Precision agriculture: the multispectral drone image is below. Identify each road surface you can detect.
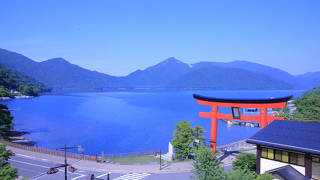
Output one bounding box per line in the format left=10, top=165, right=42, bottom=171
left=10, top=154, right=193, bottom=180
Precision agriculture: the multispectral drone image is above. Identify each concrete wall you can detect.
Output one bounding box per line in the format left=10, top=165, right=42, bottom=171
left=260, top=158, right=305, bottom=175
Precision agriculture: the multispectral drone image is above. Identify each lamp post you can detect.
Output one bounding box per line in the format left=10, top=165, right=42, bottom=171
left=159, top=149, right=162, bottom=170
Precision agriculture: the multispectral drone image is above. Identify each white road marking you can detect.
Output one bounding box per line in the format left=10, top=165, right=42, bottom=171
left=57, top=168, right=84, bottom=176
left=16, top=154, right=35, bottom=159
left=114, top=173, right=151, bottom=180
left=71, top=174, right=86, bottom=180
left=16, top=154, right=48, bottom=162
left=96, top=172, right=111, bottom=178
left=9, top=159, right=50, bottom=169
left=10, top=159, right=85, bottom=179
left=31, top=172, right=50, bottom=180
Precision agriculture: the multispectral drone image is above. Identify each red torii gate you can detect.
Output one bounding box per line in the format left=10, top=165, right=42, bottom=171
left=193, top=94, right=292, bottom=153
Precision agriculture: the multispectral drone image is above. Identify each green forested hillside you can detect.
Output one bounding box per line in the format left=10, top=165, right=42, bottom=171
left=0, top=64, right=51, bottom=97
left=168, top=66, right=293, bottom=90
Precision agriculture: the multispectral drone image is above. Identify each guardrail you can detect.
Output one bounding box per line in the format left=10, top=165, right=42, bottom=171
left=103, top=150, right=158, bottom=159
left=0, top=139, right=158, bottom=162
left=0, top=139, right=97, bottom=161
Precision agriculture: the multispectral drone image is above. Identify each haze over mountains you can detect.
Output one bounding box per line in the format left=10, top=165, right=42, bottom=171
left=0, top=48, right=318, bottom=92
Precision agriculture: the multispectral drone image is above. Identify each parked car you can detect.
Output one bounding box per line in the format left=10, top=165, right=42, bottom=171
left=47, top=168, right=59, bottom=174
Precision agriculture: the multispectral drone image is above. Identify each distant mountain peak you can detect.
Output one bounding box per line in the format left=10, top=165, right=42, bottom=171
left=42, top=57, right=70, bottom=64
left=161, top=57, right=184, bottom=64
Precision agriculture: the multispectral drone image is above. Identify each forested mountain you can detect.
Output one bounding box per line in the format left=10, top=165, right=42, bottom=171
left=296, top=71, right=320, bottom=89
left=0, top=64, right=51, bottom=96
left=168, top=65, right=293, bottom=90
left=0, top=48, right=318, bottom=92
left=123, top=57, right=292, bottom=89
left=36, top=58, right=124, bottom=91
left=0, top=48, right=123, bottom=92
left=124, top=57, right=191, bottom=88
left=191, top=60, right=298, bottom=86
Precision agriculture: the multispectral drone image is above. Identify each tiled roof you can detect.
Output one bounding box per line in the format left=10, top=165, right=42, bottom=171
left=247, top=120, right=320, bottom=155
left=268, top=165, right=308, bottom=180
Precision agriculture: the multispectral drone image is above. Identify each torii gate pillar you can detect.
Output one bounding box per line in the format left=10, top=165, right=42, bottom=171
left=210, top=105, right=218, bottom=152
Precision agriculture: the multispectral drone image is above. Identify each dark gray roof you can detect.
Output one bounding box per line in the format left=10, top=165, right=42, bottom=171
left=247, top=120, right=320, bottom=155
left=268, top=165, right=308, bottom=180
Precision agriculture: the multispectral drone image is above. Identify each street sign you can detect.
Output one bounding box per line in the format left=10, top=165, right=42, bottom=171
left=68, top=166, right=77, bottom=173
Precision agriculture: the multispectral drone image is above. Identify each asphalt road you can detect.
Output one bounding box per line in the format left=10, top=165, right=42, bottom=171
left=10, top=154, right=193, bottom=180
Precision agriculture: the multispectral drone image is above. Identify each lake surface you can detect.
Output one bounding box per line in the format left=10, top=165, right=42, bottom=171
left=2, top=90, right=303, bottom=155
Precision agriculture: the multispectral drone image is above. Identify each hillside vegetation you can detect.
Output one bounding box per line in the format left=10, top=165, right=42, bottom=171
left=0, top=64, right=51, bottom=97
left=292, top=87, right=320, bottom=123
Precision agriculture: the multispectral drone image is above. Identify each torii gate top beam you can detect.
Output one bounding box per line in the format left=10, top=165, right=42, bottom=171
left=193, top=94, right=292, bottom=108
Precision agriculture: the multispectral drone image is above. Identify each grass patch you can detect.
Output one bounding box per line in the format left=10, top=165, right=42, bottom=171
left=168, top=158, right=193, bottom=163
left=106, top=155, right=159, bottom=165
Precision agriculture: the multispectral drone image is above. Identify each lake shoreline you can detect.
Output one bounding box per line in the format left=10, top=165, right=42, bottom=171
left=6, top=130, right=36, bottom=146
left=0, top=95, right=34, bottom=101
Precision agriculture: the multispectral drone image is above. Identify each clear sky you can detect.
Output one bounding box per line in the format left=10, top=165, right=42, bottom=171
left=0, top=0, right=319, bottom=76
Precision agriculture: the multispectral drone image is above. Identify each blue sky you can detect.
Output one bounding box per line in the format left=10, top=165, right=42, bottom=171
left=0, top=0, right=319, bottom=76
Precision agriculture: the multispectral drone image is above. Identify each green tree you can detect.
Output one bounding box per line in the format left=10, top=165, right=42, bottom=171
left=193, top=125, right=205, bottom=139
left=172, top=121, right=205, bottom=159
left=192, top=145, right=224, bottom=180
left=232, top=153, right=256, bottom=172
left=226, top=169, right=273, bottom=180
left=0, top=87, right=10, bottom=97
left=193, top=125, right=205, bottom=150
left=292, top=88, right=320, bottom=122
left=172, top=121, right=195, bottom=159
left=19, top=85, right=39, bottom=97
left=0, top=144, right=18, bottom=180
left=277, top=111, right=292, bottom=120
left=0, top=104, right=14, bottom=138
left=226, top=169, right=255, bottom=180
left=255, top=173, right=273, bottom=180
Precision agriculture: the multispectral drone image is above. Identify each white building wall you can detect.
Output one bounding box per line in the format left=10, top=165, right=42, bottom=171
left=260, top=158, right=305, bottom=175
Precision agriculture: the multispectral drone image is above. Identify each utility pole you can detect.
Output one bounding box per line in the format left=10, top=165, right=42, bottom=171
left=64, top=144, right=67, bottom=180
left=56, top=144, right=82, bottom=180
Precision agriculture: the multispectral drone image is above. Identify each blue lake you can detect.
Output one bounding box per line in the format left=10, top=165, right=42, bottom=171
left=2, top=90, right=303, bottom=155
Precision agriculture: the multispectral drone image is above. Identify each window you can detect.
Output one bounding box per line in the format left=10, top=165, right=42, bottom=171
left=312, top=162, right=320, bottom=180
left=282, top=151, right=289, bottom=162
left=275, top=150, right=282, bottom=161
left=289, top=152, right=304, bottom=166
left=313, top=156, right=320, bottom=163
left=261, top=147, right=267, bottom=158
left=297, top=154, right=304, bottom=166
left=313, top=156, right=320, bottom=180
left=232, top=107, right=241, bottom=119
left=260, top=147, right=304, bottom=166
left=267, top=148, right=274, bottom=159
left=290, top=153, right=298, bottom=164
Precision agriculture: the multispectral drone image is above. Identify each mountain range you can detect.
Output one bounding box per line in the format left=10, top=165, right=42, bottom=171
left=0, top=48, right=318, bottom=92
